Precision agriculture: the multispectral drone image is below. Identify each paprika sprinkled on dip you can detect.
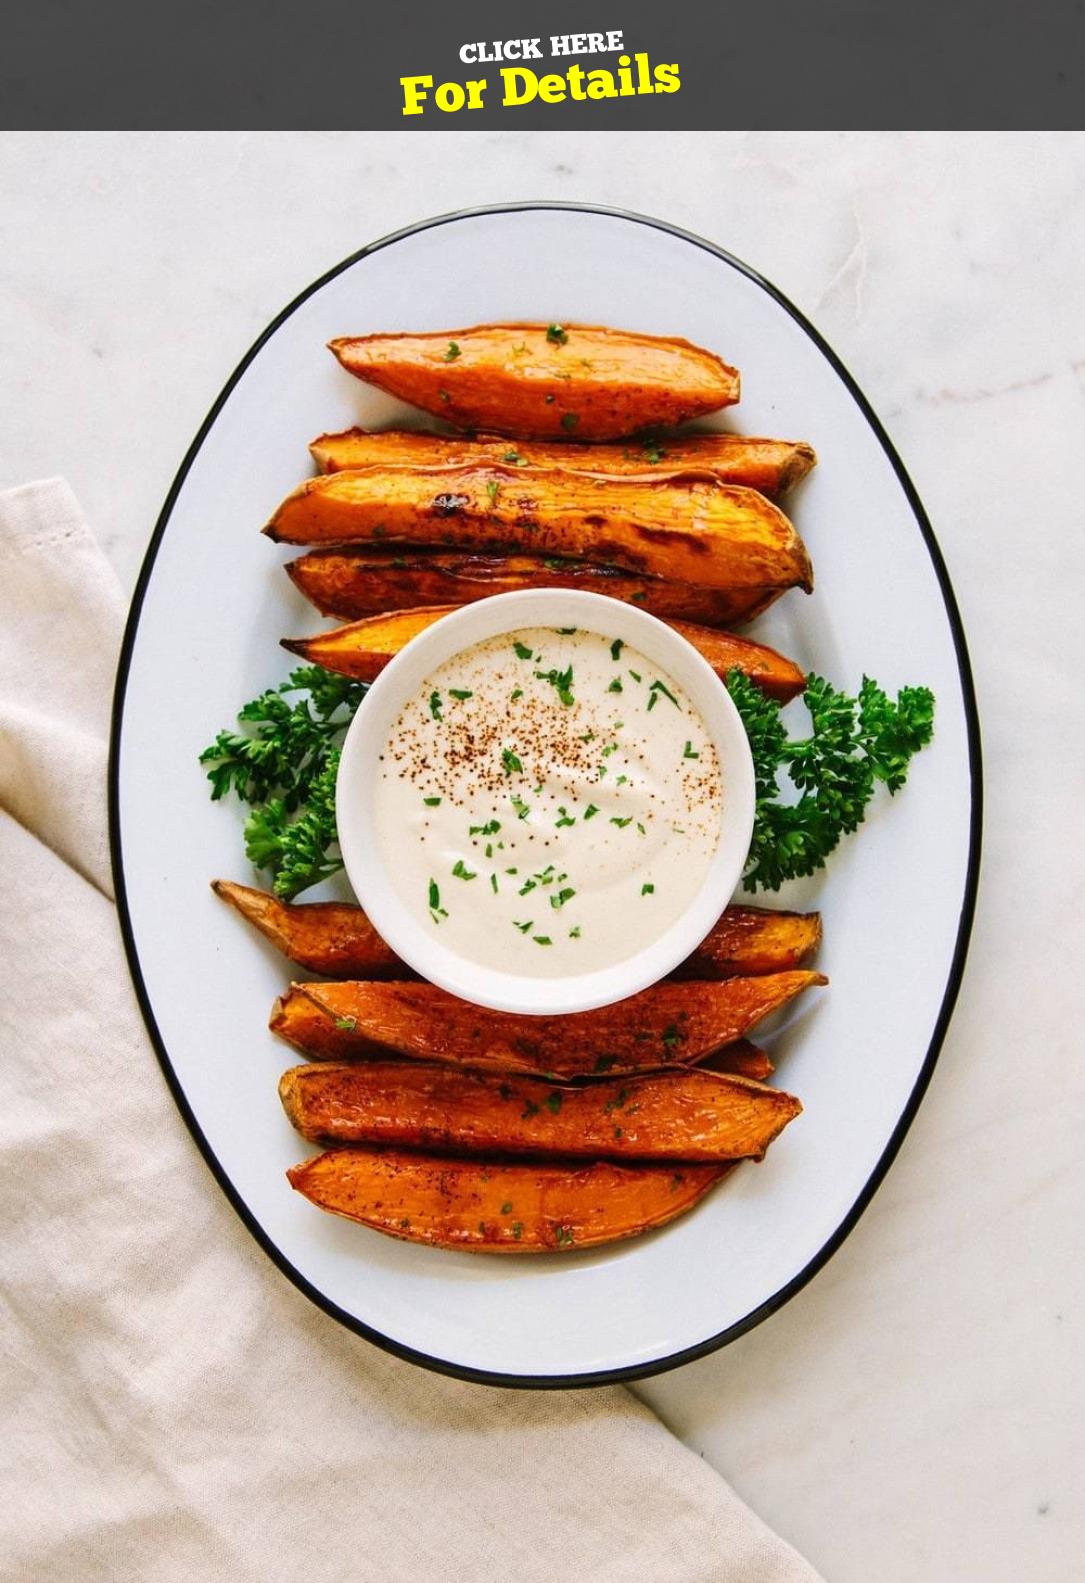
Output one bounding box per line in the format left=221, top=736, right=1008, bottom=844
left=373, top=625, right=723, bottom=978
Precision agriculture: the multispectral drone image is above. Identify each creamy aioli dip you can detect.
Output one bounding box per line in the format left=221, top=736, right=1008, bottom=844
left=374, top=626, right=722, bottom=978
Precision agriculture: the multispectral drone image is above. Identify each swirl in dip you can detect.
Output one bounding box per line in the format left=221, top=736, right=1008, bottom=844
left=374, top=625, right=722, bottom=978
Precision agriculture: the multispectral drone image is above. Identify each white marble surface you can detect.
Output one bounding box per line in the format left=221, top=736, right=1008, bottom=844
left=1, top=131, right=1082, bottom=1582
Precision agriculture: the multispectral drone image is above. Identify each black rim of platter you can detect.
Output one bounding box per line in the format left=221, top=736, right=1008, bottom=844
left=108, top=201, right=984, bottom=1390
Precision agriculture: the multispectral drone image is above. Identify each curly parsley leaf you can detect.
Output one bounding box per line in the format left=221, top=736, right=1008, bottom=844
left=266, top=752, right=344, bottom=899
left=725, top=668, right=935, bottom=892
left=200, top=667, right=367, bottom=898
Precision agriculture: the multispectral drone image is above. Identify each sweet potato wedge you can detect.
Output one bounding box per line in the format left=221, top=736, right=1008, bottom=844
left=281, top=605, right=806, bottom=703
left=279, top=1060, right=801, bottom=1162
left=699, top=1041, right=773, bottom=1080
left=310, top=427, right=817, bottom=497
left=285, top=547, right=788, bottom=629
left=211, top=880, right=402, bottom=976
left=679, top=906, right=823, bottom=979
left=287, top=1148, right=730, bottom=1251
left=270, top=974, right=826, bottom=1075
left=328, top=323, right=740, bottom=441
left=265, top=465, right=813, bottom=596
left=215, top=881, right=819, bottom=989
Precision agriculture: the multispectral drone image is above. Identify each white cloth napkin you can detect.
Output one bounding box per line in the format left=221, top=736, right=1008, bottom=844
left=0, top=478, right=824, bottom=1583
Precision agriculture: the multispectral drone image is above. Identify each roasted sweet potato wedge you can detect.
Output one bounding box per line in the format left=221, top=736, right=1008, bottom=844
left=215, top=881, right=819, bottom=988
left=328, top=323, right=740, bottom=441
left=265, top=465, right=813, bottom=596
left=287, top=1147, right=730, bottom=1251
left=281, top=605, right=806, bottom=703
left=673, top=624, right=805, bottom=701
left=678, top=906, right=823, bottom=979
left=279, top=1061, right=801, bottom=1162
left=699, top=1041, right=773, bottom=1080
left=211, top=880, right=402, bottom=976
left=270, top=985, right=773, bottom=1079
left=285, top=547, right=788, bottom=629
left=310, top=427, right=817, bottom=497
left=270, top=974, right=826, bottom=1075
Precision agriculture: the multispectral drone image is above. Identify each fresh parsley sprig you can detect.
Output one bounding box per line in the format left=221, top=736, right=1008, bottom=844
left=243, top=753, right=345, bottom=897
left=199, top=665, right=367, bottom=898
left=201, top=661, right=934, bottom=901
left=725, top=668, right=935, bottom=892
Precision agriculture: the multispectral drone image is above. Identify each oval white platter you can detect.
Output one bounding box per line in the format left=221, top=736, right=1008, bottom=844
left=110, top=204, right=981, bottom=1387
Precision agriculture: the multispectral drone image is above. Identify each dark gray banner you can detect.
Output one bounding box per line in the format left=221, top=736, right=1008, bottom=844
left=4, top=0, right=1083, bottom=127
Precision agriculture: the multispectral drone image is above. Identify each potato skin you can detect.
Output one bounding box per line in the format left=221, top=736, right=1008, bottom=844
left=265, top=465, right=813, bottom=595
left=279, top=1060, right=801, bottom=1162
left=310, top=427, right=816, bottom=497
left=270, top=974, right=826, bottom=1076
left=281, top=605, right=806, bottom=703
left=287, top=1148, right=731, bottom=1252
left=285, top=548, right=789, bottom=630
left=328, top=323, right=740, bottom=440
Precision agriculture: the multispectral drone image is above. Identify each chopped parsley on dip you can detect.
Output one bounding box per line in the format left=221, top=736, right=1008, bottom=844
left=374, top=627, right=721, bottom=977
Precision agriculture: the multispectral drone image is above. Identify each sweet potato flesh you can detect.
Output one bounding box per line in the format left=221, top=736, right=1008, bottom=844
left=287, top=1148, right=729, bottom=1252
left=281, top=605, right=806, bottom=703
left=678, top=906, right=823, bottom=979
left=265, top=465, right=813, bottom=595
left=270, top=974, right=826, bottom=1075
left=328, top=323, right=740, bottom=441
left=285, top=547, right=788, bottom=629
left=280, top=1061, right=801, bottom=1162
left=310, top=427, right=816, bottom=497
left=699, top=1041, right=772, bottom=1080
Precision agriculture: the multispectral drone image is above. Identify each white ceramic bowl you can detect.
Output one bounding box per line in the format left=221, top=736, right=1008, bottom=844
left=335, top=589, right=755, bottom=1015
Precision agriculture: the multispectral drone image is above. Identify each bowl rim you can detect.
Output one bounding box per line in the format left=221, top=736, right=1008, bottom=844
left=335, top=589, right=755, bottom=1015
